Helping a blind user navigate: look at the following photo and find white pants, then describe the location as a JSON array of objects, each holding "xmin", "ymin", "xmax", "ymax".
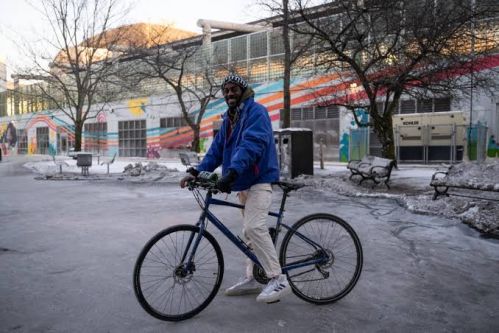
[{"xmin": 238, "ymin": 183, "xmax": 282, "ymax": 279}]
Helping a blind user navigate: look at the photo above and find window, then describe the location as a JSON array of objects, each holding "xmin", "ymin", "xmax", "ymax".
[
  {"xmin": 36, "ymin": 127, "xmax": 49, "ymax": 154},
  {"xmin": 315, "ymin": 106, "xmax": 339, "ymax": 119},
  {"xmin": 410, "ymin": 97, "xmax": 452, "ymax": 113},
  {"xmin": 270, "ymin": 30, "xmax": 284, "ymax": 55},
  {"xmin": 302, "ymin": 107, "xmax": 314, "ymax": 120},
  {"xmin": 230, "ymin": 36, "xmax": 247, "ymax": 62},
  {"xmin": 160, "ymin": 116, "xmax": 191, "ymax": 128},
  {"xmin": 417, "ymin": 99, "xmax": 433, "ymax": 113},
  {"xmin": 291, "ymin": 108, "xmax": 302, "ymax": 121},
  {"xmin": 434, "ymin": 97, "xmax": 451, "ymax": 112},
  {"xmin": 326, "ymin": 106, "xmax": 339, "ymax": 119},
  {"xmin": 84, "ymin": 122, "xmax": 107, "ymax": 154},
  {"xmin": 212, "ymin": 40, "xmax": 228, "ymax": 65},
  {"xmin": 400, "ymin": 100, "xmax": 416, "ymax": 114},
  {"xmin": 250, "ymin": 32, "xmax": 267, "ymax": 58},
  {"xmin": 315, "ymin": 107, "xmax": 327, "ymax": 119},
  {"xmin": 118, "ymin": 120, "xmax": 146, "ymax": 157},
  {"xmin": 17, "ymin": 129, "xmax": 28, "ymax": 154}
]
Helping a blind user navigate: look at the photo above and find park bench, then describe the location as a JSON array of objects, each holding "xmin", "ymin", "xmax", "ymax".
[
  {"xmin": 100, "ymin": 152, "xmax": 117, "ymax": 176},
  {"xmin": 347, "ymin": 155, "xmax": 396, "ymax": 189},
  {"xmin": 179, "ymin": 151, "xmax": 200, "ymax": 168},
  {"xmin": 347, "ymin": 155, "xmax": 375, "ymax": 180},
  {"xmin": 430, "ymin": 165, "xmax": 499, "ymax": 201}
]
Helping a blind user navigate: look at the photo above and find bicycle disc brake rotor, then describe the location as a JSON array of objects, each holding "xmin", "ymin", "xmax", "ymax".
[{"xmin": 173, "ymin": 263, "xmax": 194, "ymax": 284}]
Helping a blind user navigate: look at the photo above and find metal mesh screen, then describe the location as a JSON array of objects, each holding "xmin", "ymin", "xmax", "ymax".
[
  {"xmin": 212, "ymin": 40, "xmax": 228, "ymax": 65},
  {"xmin": 250, "ymin": 32, "xmax": 267, "ymax": 58},
  {"xmin": 231, "ymin": 36, "xmax": 247, "ymax": 62}
]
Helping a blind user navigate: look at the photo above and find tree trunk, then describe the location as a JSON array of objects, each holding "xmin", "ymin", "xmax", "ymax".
[
  {"xmin": 372, "ymin": 116, "xmax": 395, "ymax": 159},
  {"xmin": 74, "ymin": 120, "xmax": 83, "ymax": 152},
  {"xmin": 191, "ymin": 125, "xmax": 200, "ymax": 153}
]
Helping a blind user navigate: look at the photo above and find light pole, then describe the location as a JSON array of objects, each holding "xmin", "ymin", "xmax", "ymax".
[{"xmin": 468, "ymin": 0, "xmax": 476, "ymax": 161}]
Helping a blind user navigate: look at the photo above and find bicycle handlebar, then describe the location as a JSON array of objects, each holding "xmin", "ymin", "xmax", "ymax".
[
  {"xmin": 187, "ymin": 171, "xmax": 219, "ymax": 193},
  {"xmin": 185, "ymin": 171, "xmax": 307, "ymax": 194}
]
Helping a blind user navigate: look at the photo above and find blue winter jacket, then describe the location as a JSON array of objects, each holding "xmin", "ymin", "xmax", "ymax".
[{"xmin": 197, "ymin": 93, "xmax": 279, "ymax": 191}]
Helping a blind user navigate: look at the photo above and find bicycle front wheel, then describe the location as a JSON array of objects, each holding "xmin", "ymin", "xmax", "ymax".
[
  {"xmin": 279, "ymin": 213, "xmax": 363, "ymax": 304},
  {"xmin": 133, "ymin": 224, "xmax": 224, "ymax": 321}
]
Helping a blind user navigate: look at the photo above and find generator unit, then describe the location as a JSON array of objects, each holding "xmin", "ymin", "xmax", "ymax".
[{"xmin": 393, "ymin": 111, "xmax": 467, "ymax": 163}]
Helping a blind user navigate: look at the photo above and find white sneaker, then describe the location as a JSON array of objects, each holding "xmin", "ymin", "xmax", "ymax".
[
  {"xmin": 224, "ymin": 277, "xmax": 262, "ymax": 296},
  {"xmin": 256, "ymin": 274, "xmax": 292, "ymax": 303}
]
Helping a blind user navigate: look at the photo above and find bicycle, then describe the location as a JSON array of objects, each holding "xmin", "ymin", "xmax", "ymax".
[{"xmin": 133, "ymin": 172, "xmax": 363, "ymax": 321}]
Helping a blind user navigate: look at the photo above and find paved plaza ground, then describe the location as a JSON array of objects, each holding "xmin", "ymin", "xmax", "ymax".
[{"xmin": 1, "ymin": 155, "xmax": 498, "ymax": 332}]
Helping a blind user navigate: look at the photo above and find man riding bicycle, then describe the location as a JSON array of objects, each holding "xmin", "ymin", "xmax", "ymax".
[{"xmin": 180, "ymin": 73, "xmax": 291, "ymax": 303}]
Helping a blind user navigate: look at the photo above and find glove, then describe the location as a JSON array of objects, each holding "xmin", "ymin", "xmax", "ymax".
[
  {"xmin": 180, "ymin": 167, "xmax": 199, "ymax": 188},
  {"xmin": 216, "ymin": 169, "xmax": 238, "ymax": 193},
  {"xmin": 186, "ymin": 167, "xmax": 199, "ymax": 177}
]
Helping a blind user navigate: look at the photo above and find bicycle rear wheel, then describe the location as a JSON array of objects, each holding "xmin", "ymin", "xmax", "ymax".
[
  {"xmin": 133, "ymin": 224, "xmax": 224, "ymax": 321},
  {"xmin": 279, "ymin": 213, "xmax": 362, "ymax": 304}
]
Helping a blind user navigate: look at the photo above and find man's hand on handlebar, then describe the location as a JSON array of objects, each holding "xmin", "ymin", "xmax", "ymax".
[
  {"xmin": 180, "ymin": 167, "xmax": 199, "ymax": 188},
  {"xmin": 216, "ymin": 169, "xmax": 238, "ymax": 193},
  {"xmin": 180, "ymin": 174, "xmax": 196, "ymax": 188}
]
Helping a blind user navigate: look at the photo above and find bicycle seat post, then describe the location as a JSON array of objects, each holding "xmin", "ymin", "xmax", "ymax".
[{"xmin": 277, "ymin": 187, "xmax": 290, "ymax": 217}]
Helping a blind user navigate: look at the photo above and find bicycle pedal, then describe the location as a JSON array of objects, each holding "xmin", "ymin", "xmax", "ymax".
[{"xmin": 266, "ymin": 300, "xmax": 280, "ymax": 304}]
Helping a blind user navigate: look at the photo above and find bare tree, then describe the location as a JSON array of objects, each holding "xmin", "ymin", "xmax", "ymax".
[
  {"xmin": 273, "ymin": 0, "xmax": 498, "ymax": 158},
  {"xmin": 16, "ymin": 0, "xmax": 129, "ymax": 151},
  {"xmin": 125, "ymin": 27, "xmax": 218, "ymax": 152},
  {"xmin": 258, "ymin": 0, "xmax": 315, "ymax": 128}
]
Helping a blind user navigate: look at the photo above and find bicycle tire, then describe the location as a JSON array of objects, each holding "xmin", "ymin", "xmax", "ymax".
[
  {"xmin": 279, "ymin": 213, "xmax": 363, "ymax": 304},
  {"xmin": 133, "ymin": 224, "xmax": 224, "ymax": 321}
]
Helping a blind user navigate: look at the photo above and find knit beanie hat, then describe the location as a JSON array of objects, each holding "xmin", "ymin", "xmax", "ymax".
[{"xmin": 221, "ymin": 74, "xmax": 248, "ymax": 91}]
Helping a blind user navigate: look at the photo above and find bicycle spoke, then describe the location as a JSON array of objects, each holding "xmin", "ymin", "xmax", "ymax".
[
  {"xmin": 134, "ymin": 225, "xmax": 224, "ymax": 321},
  {"xmin": 281, "ymin": 214, "xmax": 362, "ymax": 304}
]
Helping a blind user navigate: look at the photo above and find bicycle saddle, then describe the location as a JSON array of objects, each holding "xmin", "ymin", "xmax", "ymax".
[{"xmin": 273, "ymin": 181, "xmax": 306, "ymax": 192}]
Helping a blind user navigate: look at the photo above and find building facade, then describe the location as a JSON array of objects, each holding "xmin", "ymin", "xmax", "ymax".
[{"xmin": 1, "ymin": 3, "xmax": 498, "ymax": 162}]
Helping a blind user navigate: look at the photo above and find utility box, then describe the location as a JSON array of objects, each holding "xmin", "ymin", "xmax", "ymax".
[
  {"xmin": 76, "ymin": 153, "xmax": 92, "ymax": 176},
  {"xmin": 274, "ymin": 128, "xmax": 314, "ymax": 179}
]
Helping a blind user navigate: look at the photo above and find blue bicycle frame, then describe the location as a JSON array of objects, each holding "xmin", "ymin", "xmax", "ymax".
[{"xmin": 183, "ymin": 189, "xmax": 328, "ymax": 275}]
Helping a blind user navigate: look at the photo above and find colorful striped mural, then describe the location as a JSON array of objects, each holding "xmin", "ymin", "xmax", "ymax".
[{"xmin": 1, "ymin": 53, "xmax": 498, "ymax": 159}]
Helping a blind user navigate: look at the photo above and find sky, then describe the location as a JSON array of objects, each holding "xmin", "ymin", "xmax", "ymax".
[{"xmin": 0, "ymin": 0, "xmax": 265, "ymax": 76}]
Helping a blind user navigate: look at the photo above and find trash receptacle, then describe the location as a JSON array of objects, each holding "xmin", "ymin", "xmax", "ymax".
[
  {"xmin": 76, "ymin": 153, "xmax": 92, "ymax": 176},
  {"xmin": 274, "ymin": 128, "xmax": 313, "ymax": 179}
]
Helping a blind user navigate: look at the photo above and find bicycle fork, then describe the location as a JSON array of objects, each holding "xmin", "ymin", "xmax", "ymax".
[{"xmin": 177, "ymin": 214, "xmax": 209, "ymax": 276}]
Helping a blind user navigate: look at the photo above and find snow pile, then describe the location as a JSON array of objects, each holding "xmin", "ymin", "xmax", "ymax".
[
  {"xmin": 405, "ymin": 194, "xmax": 498, "ymax": 236},
  {"xmin": 117, "ymin": 161, "xmax": 181, "ymax": 182},
  {"xmin": 122, "ymin": 162, "xmax": 177, "ymax": 177},
  {"xmin": 26, "ymin": 159, "xmax": 183, "ymax": 182},
  {"xmin": 294, "ymin": 161, "xmax": 499, "ymax": 236},
  {"xmin": 431, "ymin": 161, "xmax": 499, "ymax": 190}
]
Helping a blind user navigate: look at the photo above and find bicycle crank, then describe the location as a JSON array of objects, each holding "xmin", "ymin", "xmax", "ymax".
[{"xmin": 252, "ymin": 265, "xmax": 270, "ymax": 284}]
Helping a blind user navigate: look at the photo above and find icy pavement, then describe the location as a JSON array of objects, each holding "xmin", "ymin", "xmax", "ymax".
[{"xmin": 23, "ymin": 155, "xmax": 499, "ymax": 236}]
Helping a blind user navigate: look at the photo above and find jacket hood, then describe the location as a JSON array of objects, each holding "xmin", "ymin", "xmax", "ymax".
[{"xmin": 241, "ymin": 86, "xmax": 255, "ymax": 102}]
